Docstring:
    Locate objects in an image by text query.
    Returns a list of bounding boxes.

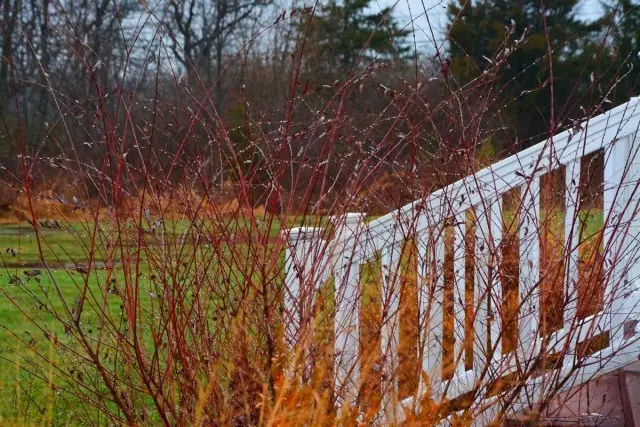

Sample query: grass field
[0,207,607,423]
[0,214,328,423]
[0,269,123,424]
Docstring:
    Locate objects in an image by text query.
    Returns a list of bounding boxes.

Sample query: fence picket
[332,213,366,408]
[474,202,491,371]
[604,136,632,345]
[453,211,467,374]
[282,227,326,378]
[417,222,442,400]
[420,221,445,400]
[518,177,541,365]
[489,197,503,362]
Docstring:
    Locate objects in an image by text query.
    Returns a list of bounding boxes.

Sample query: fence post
[282,226,326,379]
[332,212,367,410]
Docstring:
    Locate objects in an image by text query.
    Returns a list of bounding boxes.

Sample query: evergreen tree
[302,0,411,76]
[600,0,640,104]
[446,0,602,145]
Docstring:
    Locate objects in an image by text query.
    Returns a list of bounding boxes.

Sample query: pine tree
[302,0,411,76]
[446,0,602,145]
[600,0,640,104]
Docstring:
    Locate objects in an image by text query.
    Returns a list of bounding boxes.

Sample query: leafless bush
[1,0,639,425]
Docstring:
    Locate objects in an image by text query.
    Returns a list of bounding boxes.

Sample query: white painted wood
[611,134,640,349]
[519,177,541,366]
[625,132,640,300]
[416,219,431,397]
[331,213,366,408]
[549,312,605,354]
[444,369,476,399]
[475,202,491,373]
[453,210,467,375]
[284,244,301,350]
[508,339,640,416]
[282,227,326,376]
[419,221,445,400]
[604,135,631,346]
[618,133,640,352]
[470,396,501,426]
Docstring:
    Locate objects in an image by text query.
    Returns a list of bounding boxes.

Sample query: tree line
[0,0,638,211]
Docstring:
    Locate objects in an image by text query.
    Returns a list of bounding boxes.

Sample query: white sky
[369,0,605,50]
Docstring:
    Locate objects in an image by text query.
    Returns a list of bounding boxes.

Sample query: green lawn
[0,209,608,423]
[0,214,331,267]
[0,214,328,423]
[0,268,131,424]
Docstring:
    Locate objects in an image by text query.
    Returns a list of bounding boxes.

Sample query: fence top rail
[328,97,640,262]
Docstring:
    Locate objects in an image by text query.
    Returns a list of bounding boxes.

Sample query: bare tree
[168,0,270,109]
[0,0,20,111]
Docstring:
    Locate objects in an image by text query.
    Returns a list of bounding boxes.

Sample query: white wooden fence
[282,98,640,424]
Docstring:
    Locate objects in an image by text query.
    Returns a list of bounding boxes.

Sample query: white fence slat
[489,197,503,361]
[519,177,541,364]
[620,133,640,340]
[332,214,366,408]
[604,135,632,345]
[604,136,628,345]
[282,227,326,378]
[333,262,361,405]
[474,203,491,371]
[453,211,467,375]
[416,224,430,396]
[420,223,445,400]
[284,244,301,349]
[417,221,444,400]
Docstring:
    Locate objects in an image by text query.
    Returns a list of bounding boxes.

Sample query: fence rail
[282,97,640,425]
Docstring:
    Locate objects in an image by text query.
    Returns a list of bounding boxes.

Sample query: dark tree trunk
[1,0,19,109]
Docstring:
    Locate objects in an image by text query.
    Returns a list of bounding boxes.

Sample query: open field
[0,207,607,423]
[0,215,333,423]
[0,269,128,424]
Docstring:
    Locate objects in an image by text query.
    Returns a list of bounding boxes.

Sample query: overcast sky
[370,0,605,50]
